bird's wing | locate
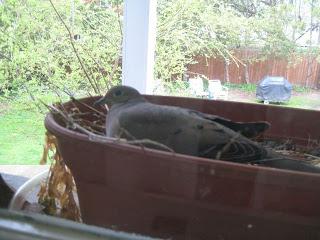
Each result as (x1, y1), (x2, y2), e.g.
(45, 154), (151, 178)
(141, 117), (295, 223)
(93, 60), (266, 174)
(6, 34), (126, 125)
(189, 110), (270, 138)
(115, 102), (190, 142)
(113, 102), (267, 163)
(185, 116), (268, 163)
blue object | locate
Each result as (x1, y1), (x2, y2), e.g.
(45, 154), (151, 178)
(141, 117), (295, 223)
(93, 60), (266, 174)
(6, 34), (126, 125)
(256, 76), (292, 102)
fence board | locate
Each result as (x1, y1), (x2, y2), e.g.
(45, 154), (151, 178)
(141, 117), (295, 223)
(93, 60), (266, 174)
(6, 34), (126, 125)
(187, 50), (320, 88)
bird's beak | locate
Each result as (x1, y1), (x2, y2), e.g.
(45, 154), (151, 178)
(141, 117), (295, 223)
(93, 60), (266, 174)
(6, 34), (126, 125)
(93, 96), (109, 107)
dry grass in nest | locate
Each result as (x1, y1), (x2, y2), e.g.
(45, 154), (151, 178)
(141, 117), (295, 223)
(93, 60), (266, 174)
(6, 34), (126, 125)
(36, 99), (106, 222)
(259, 138), (320, 165)
(36, 99), (107, 221)
(38, 131), (81, 222)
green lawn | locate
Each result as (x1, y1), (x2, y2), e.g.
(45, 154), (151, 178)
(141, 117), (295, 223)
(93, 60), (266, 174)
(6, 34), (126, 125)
(287, 96), (320, 109)
(0, 106), (45, 164)
(0, 93), (63, 165)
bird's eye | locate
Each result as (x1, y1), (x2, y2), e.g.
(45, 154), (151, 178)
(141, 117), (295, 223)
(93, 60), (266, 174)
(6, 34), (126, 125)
(114, 90), (122, 96)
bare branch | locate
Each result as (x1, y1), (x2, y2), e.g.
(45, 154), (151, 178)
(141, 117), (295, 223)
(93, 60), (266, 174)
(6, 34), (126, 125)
(48, 0), (99, 94)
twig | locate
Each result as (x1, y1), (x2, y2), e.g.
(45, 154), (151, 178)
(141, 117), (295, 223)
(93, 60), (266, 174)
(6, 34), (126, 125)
(48, 0), (99, 94)
(304, 153), (320, 161)
(23, 85), (46, 114)
(70, 97), (105, 116)
(109, 57), (120, 86)
(79, 46), (109, 88)
(81, 17), (118, 48)
(216, 132), (241, 160)
(116, 4), (122, 37)
(46, 104), (175, 154)
(295, 23), (320, 42)
(274, 139), (294, 150)
(43, 81), (98, 115)
(75, 118), (105, 129)
(82, 59), (101, 93)
(89, 133), (175, 153)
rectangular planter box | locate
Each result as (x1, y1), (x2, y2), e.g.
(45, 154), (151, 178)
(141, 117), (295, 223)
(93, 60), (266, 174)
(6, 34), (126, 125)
(45, 95), (320, 240)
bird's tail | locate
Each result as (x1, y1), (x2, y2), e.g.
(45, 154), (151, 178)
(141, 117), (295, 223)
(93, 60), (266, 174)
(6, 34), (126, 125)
(212, 119), (270, 138)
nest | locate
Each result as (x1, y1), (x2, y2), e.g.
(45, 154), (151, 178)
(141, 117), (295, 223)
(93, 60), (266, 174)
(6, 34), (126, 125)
(259, 138), (320, 165)
(37, 98), (107, 221)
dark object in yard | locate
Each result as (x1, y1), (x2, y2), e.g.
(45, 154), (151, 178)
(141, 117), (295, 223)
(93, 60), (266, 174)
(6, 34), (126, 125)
(95, 86), (320, 173)
(0, 174), (14, 208)
(256, 76), (292, 103)
(46, 95), (320, 240)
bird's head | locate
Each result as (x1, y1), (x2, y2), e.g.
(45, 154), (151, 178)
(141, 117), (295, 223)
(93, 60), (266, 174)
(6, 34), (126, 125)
(94, 85), (143, 107)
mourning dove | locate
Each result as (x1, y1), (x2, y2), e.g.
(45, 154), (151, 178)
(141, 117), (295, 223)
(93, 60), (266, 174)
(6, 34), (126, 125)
(95, 85), (320, 173)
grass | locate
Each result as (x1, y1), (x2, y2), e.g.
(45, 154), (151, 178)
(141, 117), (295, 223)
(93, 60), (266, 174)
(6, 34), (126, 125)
(0, 92), (66, 165)
(0, 108), (44, 164)
(286, 96), (320, 109)
(256, 96), (320, 109)
(224, 83), (257, 92)
(260, 97), (320, 109)
(225, 82), (310, 94)
(292, 85), (310, 93)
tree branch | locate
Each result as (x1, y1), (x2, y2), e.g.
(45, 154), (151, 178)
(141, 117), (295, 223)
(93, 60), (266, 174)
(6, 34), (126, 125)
(48, 0), (99, 94)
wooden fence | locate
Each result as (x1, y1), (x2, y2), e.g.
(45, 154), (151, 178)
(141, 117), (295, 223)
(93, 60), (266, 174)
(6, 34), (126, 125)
(187, 50), (320, 88)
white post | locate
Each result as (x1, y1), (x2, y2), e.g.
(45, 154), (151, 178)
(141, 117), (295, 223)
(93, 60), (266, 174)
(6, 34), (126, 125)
(122, 0), (157, 94)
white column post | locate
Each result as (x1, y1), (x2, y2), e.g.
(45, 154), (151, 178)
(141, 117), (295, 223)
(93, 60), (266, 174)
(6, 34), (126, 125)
(122, 0), (157, 94)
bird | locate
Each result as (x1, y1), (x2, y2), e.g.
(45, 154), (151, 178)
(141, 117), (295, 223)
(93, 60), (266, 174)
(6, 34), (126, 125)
(94, 85), (320, 174)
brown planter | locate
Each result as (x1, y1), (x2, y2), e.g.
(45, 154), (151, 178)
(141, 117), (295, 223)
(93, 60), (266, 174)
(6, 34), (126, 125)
(45, 95), (320, 240)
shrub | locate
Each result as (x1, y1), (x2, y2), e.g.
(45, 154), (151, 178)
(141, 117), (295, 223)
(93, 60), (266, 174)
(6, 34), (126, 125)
(0, 0), (122, 96)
